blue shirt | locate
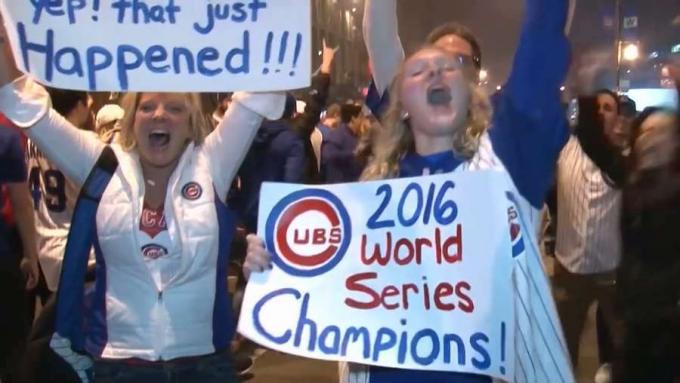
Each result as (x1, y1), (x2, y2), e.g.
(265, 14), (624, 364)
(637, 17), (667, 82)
(0, 126), (25, 183)
(0, 125), (26, 256)
(317, 123), (333, 139)
(320, 124), (364, 184)
(399, 151), (463, 177)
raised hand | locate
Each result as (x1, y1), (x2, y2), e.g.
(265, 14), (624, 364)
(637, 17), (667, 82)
(0, 12), (21, 88)
(320, 38), (339, 75)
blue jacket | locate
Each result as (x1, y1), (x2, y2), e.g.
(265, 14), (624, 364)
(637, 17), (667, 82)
(232, 120), (306, 232)
(320, 123), (364, 184)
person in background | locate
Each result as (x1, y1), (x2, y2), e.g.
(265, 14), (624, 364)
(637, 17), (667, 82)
(311, 103), (341, 170)
(211, 93), (232, 126)
(615, 66), (680, 383)
(229, 94), (306, 233)
(615, 95), (636, 153)
(318, 103), (341, 137)
(229, 39), (338, 233)
(27, 88), (95, 299)
(553, 89), (628, 383)
(319, 103), (364, 183)
(591, 93), (637, 383)
(290, 40), (337, 184)
(95, 104), (125, 144)
(0, 122), (39, 383)
(354, 111), (380, 167)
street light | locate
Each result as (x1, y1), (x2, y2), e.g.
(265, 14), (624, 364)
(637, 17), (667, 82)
(622, 43), (640, 62)
(617, 41), (639, 91)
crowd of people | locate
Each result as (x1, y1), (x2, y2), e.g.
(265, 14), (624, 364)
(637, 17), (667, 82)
(1, 0), (679, 382)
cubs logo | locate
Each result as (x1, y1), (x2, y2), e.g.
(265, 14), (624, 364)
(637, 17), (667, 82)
(141, 244), (168, 260)
(181, 182), (203, 200)
(506, 192), (525, 258)
(266, 189), (351, 277)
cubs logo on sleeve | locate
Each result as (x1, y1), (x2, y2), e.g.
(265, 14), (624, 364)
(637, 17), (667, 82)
(506, 192), (525, 258)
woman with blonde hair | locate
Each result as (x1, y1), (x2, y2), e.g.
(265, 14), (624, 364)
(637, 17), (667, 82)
(245, 0), (575, 381)
(0, 28), (284, 382)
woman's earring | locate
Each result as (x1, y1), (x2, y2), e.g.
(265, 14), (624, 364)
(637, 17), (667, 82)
(401, 111), (410, 121)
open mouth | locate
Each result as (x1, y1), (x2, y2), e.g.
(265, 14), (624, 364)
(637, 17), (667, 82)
(427, 86), (452, 106)
(149, 131), (171, 148)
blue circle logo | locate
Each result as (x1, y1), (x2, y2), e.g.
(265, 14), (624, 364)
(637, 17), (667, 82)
(265, 189), (351, 277)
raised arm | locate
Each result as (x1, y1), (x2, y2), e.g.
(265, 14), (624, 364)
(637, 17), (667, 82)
(363, 0), (405, 94)
(488, 0), (572, 208)
(504, 0), (571, 115)
(292, 40), (336, 139)
(204, 93), (285, 200)
(0, 35), (103, 187)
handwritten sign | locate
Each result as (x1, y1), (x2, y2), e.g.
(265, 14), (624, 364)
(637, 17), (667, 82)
(0, 0), (311, 91)
(239, 171), (519, 380)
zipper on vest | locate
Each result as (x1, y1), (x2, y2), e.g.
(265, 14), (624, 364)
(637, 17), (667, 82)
(155, 289), (165, 360)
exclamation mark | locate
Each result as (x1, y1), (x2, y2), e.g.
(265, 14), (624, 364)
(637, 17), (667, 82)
(276, 31), (290, 73)
(263, 32), (274, 74)
(289, 33), (303, 76)
(500, 321), (507, 375)
(91, 0), (101, 21)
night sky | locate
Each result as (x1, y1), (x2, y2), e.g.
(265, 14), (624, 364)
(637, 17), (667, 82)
(395, 0), (680, 90)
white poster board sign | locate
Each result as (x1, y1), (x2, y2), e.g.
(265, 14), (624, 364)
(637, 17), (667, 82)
(0, 0), (311, 91)
(239, 171), (518, 380)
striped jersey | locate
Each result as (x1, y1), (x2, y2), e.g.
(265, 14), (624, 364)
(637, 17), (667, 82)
(26, 139), (87, 291)
(555, 136), (622, 274)
(340, 133), (575, 383)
